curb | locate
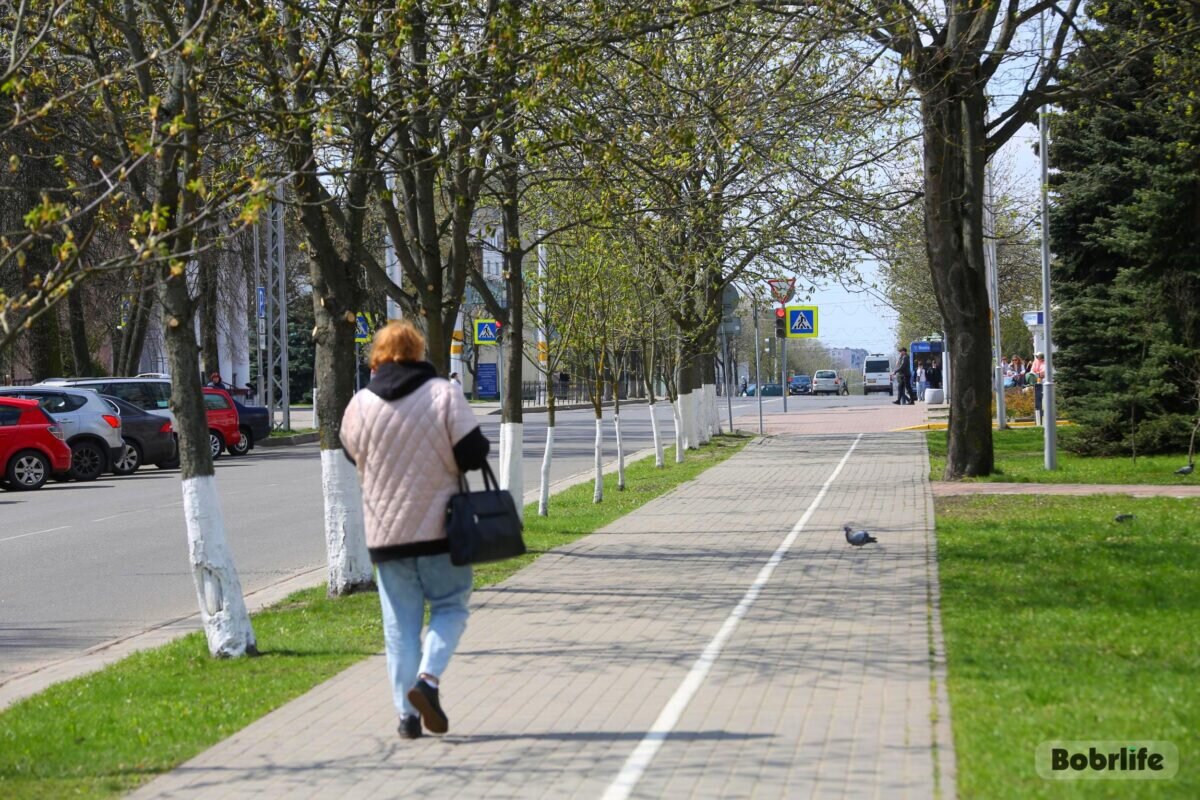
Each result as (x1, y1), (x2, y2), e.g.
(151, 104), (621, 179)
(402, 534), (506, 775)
(257, 432), (320, 448)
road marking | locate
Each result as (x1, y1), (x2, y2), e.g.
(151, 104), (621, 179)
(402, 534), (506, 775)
(601, 433), (864, 800)
(0, 525), (71, 545)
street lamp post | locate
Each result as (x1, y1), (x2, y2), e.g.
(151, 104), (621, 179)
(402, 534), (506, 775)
(1040, 12), (1058, 470)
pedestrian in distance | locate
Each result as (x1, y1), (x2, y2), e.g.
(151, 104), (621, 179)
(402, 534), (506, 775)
(341, 321), (491, 739)
(915, 361), (927, 401)
(206, 372), (228, 390)
(893, 347), (914, 405)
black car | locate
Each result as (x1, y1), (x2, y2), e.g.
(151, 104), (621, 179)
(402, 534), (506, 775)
(101, 395), (178, 473)
(231, 399), (271, 455)
(788, 375), (812, 395)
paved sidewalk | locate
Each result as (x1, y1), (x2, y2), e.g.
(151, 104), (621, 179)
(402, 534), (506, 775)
(132, 432), (954, 799)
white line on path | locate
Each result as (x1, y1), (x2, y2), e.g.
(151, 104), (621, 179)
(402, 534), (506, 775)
(601, 433), (864, 800)
(0, 525), (71, 545)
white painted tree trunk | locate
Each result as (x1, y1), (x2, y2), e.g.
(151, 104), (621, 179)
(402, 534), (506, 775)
(182, 475), (256, 658)
(671, 398), (685, 463)
(499, 421), (524, 520)
(648, 400), (664, 468)
(698, 384), (714, 443)
(692, 388), (709, 446)
(538, 426), (555, 516)
(678, 388), (696, 451)
(614, 413), (626, 489)
(321, 449), (373, 596)
(592, 417), (604, 503)
(706, 382), (722, 436)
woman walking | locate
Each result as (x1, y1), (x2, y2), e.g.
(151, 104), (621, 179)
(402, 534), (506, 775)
(341, 321), (490, 739)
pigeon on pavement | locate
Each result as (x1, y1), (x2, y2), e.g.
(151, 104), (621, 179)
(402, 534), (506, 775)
(1113, 513), (1136, 523)
(844, 526), (878, 547)
(1176, 463), (1194, 476)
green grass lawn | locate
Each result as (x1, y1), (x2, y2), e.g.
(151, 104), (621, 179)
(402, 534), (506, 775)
(937, 494), (1198, 799)
(0, 435), (747, 799)
(928, 427), (1196, 484)
(266, 427), (318, 438)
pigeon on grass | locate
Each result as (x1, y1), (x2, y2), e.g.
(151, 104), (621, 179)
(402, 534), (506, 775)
(1113, 513), (1135, 523)
(844, 526), (878, 547)
(1176, 463), (1194, 476)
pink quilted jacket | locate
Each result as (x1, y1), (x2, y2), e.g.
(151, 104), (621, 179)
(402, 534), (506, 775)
(341, 377), (479, 554)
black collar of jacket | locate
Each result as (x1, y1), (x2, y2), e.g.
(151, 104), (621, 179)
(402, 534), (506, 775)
(368, 361), (438, 401)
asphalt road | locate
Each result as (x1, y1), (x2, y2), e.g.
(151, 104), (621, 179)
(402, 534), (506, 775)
(0, 391), (892, 681)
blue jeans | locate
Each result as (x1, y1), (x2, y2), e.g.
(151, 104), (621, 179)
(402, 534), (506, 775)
(376, 554), (473, 716)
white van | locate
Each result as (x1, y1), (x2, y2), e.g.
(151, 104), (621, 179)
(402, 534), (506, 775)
(862, 354), (893, 395)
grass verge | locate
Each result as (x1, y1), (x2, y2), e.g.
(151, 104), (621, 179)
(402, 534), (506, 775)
(928, 427), (1195, 484)
(267, 427), (318, 438)
(0, 434), (748, 798)
(937, 494), (1198, 798)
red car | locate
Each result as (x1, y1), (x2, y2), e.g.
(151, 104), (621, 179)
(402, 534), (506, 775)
(203, 388), (244, 460)
(0, 397), (73, 490)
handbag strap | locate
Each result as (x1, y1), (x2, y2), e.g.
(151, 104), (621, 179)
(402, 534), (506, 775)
(480, 461), (500, 492)
(459, 461), (500, 492)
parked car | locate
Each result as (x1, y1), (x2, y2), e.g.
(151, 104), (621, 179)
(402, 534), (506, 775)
(231, 399), (270, 455)
(52, 377), (173, 421)
(862, 354), (894, 396)
(203, 388), (244, 459)
(101, 395), (178, 473)
(0, 397), (73, 490)
(747, 382), (784, 397)
(0, 386), (124, 480)
(788, 375), (812, 395)
(811, 370), (849, 396)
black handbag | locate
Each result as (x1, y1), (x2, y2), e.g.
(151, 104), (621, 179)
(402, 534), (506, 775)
(445, 462), (526, 566)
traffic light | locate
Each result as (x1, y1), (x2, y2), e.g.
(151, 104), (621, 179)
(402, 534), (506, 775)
(774, 307), (786, 339)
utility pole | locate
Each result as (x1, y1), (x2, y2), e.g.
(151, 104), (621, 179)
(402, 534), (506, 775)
(985, 164), (1007, 429)
(753, 302), (763, 435)
(1040, 12), (1058, 469)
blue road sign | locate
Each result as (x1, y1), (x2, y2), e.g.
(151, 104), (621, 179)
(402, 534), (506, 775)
(474, 319), (499, 345)
(476, 363), (499, 399)
(355, 312), (374, 344)
(785, 306), (818, 338)
(256, 287), (266, 319)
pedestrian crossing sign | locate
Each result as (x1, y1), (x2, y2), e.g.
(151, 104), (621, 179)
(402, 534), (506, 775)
(474, 319), (499, 345)
(785, 306), (818, 338)
(354, 312), (375, 343)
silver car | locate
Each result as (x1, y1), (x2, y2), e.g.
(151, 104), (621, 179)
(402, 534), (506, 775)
(812, 369), (848, 396)
(0, 386), (124, 480)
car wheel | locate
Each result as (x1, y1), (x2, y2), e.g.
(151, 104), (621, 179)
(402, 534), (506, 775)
(209, 430), (225, 460)
(69, 440), (106, 481)
(229, 428), (252, 456)
(157, 457), (180, 470)
(112, 440), (142, 475)
(7, 450), (51, 490)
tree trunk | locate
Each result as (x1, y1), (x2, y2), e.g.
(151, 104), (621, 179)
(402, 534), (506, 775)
(649, 399), (664, 468)
(498, 132), (524, 513)
(592, 414), (604, 503)
(919, 76), (995, 478)
(612, 376), (625, 490)
(312, 293), (374, 596)
(67, 287), (94, 376)
(198, 251), (221, 378)
(159, 270), (256, 658)
(538, 376), (556, 516)
(677, 346), (699, 451)
(27, 306), (63, 382)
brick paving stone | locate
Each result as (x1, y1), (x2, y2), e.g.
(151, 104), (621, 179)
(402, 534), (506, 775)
(130, 432), (954, 800)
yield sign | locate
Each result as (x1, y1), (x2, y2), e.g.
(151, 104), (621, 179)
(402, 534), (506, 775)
(786, 305), (818, 338)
